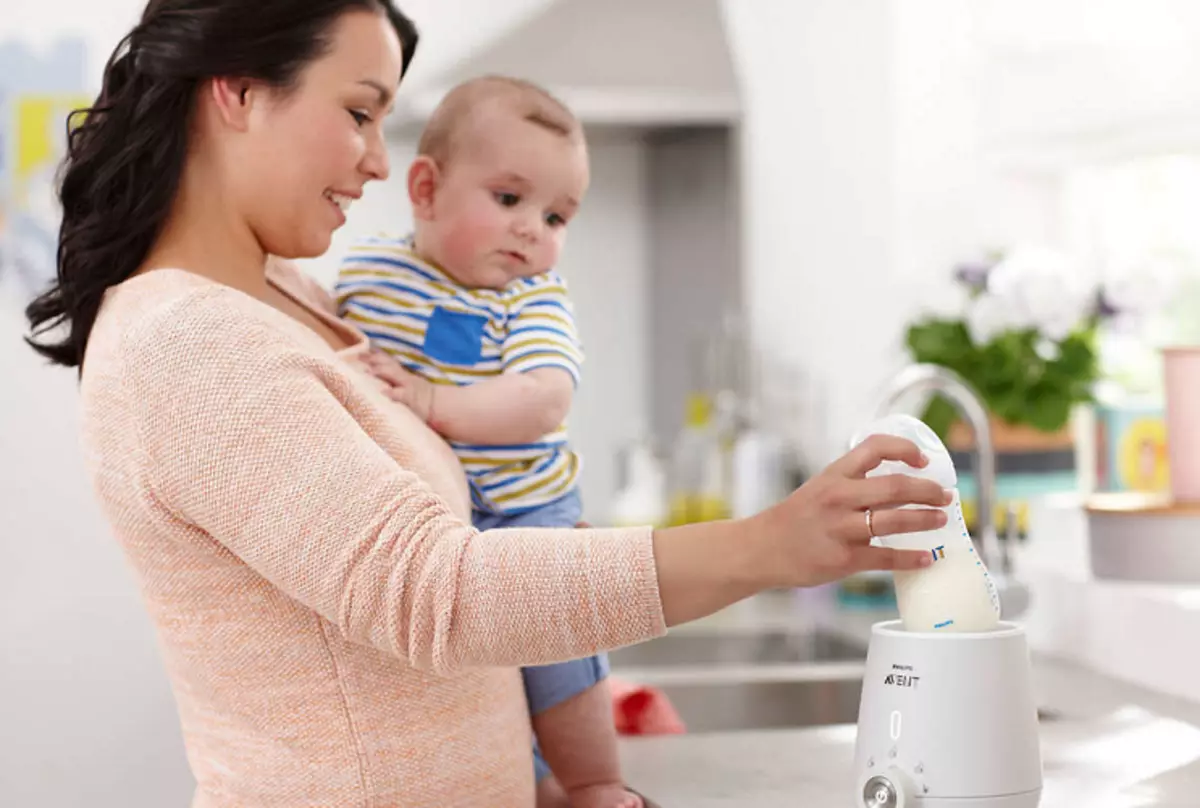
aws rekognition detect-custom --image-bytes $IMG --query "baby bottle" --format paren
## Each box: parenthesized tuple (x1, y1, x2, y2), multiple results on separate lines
(852, 413, 1001, 633)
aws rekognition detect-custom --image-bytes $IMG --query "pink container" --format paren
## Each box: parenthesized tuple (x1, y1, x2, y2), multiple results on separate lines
(1163, 347, 1200, 502)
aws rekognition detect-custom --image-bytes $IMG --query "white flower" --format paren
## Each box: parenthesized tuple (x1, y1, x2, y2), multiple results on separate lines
(1102, 250, 1188, 318)
(1039, 307, 1088, 342)
(1035, 337, 1061, 362)
(986, 245, 1094, 340)
(965, 293, 1017, 345)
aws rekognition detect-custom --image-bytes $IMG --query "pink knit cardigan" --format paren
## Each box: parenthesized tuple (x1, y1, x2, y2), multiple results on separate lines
(78, 262, 665, 806)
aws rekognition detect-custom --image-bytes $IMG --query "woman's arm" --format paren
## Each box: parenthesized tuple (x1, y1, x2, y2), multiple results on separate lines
(651, 437, 948, 626)
(121, 290, 946, 673)
(121, 290, 662, 673)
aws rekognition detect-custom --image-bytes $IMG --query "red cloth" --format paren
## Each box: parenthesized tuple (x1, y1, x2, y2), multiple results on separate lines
(609, 676, 686, 736)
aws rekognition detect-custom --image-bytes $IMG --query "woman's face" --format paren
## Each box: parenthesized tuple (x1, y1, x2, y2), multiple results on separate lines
(234, 9, 406, 260)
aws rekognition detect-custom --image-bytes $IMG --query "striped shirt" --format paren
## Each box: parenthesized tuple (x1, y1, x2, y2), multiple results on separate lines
(336, 234, 583, 515)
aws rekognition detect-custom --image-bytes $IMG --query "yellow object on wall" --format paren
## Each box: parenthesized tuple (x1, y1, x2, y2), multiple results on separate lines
(1096, 405, 1170, 494)
(1116, 417, 1170, 492)
(12, 94, 89, 207)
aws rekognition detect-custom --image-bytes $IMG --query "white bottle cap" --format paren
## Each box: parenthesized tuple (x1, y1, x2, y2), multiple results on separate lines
(851, 413, 957, 489)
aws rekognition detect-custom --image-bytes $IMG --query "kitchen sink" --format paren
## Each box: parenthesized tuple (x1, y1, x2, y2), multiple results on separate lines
(652, 676, 865, 733)
(640, 676, 1065, 734)
(608, 630, 866, 669)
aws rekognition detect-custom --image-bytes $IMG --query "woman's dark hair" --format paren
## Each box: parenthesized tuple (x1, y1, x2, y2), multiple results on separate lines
(24, 0, 418, 370)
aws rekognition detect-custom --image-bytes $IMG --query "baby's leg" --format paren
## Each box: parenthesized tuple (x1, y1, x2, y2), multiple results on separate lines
(524, 658, 640, 808)
(535, 769, 571, 808)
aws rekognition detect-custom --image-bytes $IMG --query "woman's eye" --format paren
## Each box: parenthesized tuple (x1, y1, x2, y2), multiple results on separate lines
(349, 109, 372, 126)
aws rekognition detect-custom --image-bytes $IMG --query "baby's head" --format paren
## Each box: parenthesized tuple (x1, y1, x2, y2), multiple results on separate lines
(408, 75, 588, 289)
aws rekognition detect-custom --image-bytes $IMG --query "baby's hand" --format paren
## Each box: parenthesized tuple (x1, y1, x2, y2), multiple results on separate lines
(363, 351, 435, 423)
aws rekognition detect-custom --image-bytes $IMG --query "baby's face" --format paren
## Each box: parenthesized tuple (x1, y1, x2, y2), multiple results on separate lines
(423, 109, 589, 289)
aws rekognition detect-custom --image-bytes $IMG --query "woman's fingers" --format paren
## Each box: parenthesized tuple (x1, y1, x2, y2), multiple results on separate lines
(838, 504, 947, 541)
(837, 473, 952, 511)
(754, 433, 955, 589)
(835, 434, 928, 479)
(847, 545, 933, 573)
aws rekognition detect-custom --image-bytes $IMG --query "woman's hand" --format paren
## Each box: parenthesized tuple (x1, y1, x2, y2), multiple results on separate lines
(651, 434, 952, 627)
(362, 350, 435, 422)
(749, 433, 950, 588)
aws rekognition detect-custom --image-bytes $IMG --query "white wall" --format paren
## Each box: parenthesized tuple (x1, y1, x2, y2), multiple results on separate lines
(0, 282, 195, 804)
(974, 0, 1200, 160)
(721, 0, 904, 465)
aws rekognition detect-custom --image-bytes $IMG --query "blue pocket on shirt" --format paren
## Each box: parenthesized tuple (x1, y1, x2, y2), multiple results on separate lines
(424, 306, 488, 366)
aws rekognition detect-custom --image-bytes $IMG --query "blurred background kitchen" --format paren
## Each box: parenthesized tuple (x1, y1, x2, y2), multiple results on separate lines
(8, 0, 1200, 804)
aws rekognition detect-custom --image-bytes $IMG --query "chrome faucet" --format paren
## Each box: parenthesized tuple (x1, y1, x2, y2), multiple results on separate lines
(871, 363, 1008, 576)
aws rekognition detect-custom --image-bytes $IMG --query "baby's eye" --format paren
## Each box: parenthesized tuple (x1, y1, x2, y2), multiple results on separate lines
(546, 213, 566, 227)
(494, 192, 520, 207)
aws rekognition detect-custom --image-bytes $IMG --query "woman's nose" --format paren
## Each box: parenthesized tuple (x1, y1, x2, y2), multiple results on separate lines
(361, 129, 390, 181)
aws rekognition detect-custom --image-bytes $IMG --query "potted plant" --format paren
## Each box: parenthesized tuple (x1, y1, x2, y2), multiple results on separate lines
(905, 246, 1105, 450)
(901, 245, 1167, 530)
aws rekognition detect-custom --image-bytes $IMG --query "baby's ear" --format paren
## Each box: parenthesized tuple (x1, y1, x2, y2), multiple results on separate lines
(407, 156, 441, 219)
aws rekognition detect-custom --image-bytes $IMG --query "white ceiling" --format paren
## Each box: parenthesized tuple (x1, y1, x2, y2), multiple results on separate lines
(392, 0, 739, 128)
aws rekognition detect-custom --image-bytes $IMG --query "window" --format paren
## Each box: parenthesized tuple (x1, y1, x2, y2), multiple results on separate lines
(1061, 153, 1200, 397)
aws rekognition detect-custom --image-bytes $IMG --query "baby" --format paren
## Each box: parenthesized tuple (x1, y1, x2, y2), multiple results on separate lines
(335, 76, 642, 808)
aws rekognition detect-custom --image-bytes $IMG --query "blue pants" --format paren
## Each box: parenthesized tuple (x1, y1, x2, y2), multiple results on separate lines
(472, 489, 610, 783)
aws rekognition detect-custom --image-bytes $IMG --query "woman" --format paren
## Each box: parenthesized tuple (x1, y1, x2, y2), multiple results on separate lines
(24, 1, 949, 805)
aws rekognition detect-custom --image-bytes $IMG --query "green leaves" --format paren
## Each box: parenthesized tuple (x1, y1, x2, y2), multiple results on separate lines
(905, 316, 1100, 438)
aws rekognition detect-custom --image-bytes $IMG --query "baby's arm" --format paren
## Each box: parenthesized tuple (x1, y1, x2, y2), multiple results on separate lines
(372, 273, 582, 446)
(377, 360, 572, 445)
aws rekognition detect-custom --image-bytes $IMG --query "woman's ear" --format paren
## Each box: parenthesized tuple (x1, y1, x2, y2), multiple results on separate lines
(408, 156, 441, 220)
(207, 77, 256, 131)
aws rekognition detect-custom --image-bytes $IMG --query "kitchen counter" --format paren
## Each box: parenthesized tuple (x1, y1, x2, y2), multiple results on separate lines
(615, 591, 1200, 806)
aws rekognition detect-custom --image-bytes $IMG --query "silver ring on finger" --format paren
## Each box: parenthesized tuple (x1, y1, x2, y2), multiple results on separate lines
(865, 508, 875, 538)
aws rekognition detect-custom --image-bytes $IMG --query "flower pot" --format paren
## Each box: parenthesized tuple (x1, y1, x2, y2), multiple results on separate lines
(1163, 346, 1200, 502)
(948, 416, 1075, 454)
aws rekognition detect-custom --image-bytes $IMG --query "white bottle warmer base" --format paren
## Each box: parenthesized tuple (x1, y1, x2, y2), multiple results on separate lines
(853, 621, 1043, 807)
